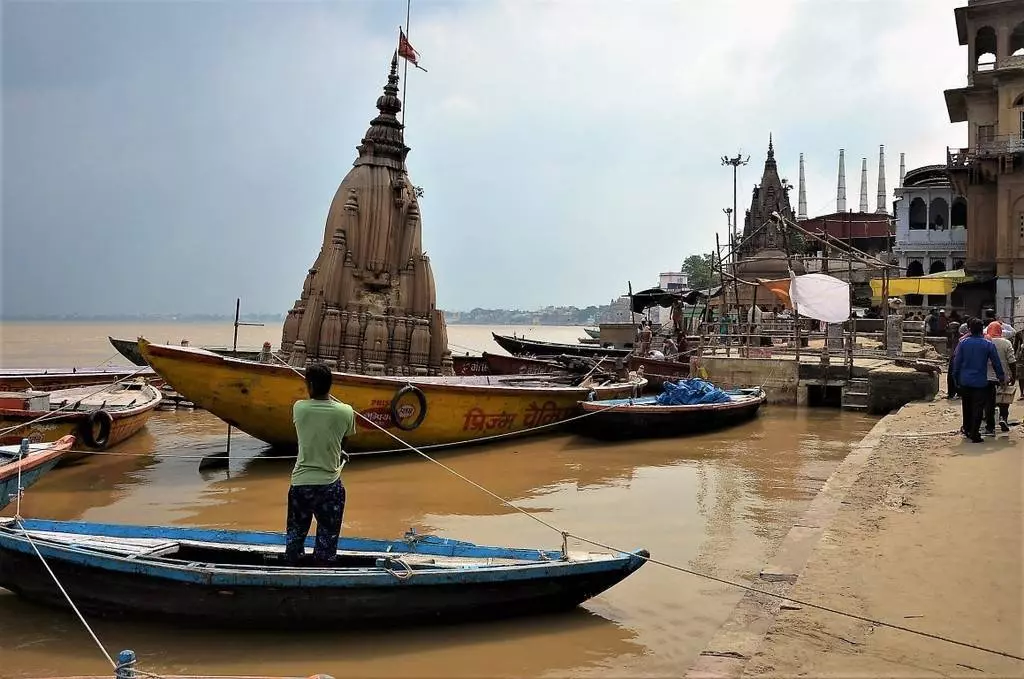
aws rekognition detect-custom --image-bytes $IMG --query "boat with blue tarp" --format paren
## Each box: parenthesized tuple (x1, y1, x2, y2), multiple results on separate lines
(573, 379, 767, 440)
(0, 518, 648, 629)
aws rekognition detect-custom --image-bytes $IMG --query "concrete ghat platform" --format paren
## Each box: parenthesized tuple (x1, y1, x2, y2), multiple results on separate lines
(684, 417, 890, 678)
(691, 355, 937, 413)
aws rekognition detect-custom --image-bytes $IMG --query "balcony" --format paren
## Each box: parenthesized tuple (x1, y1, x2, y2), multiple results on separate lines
(968, 54, 1024, 85)
(947, 134, 1024, 168)
(898, 227, 968, 246)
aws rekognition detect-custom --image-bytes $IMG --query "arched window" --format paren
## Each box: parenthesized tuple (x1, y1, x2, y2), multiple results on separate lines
(909, 197, 927, 230)
(1010, 21, 1024, 56)
(929, 260, 947, 274)
(929, 197, 949, 230)
(975, 26, 997, 70)
(951, 197, 968, 229)
(907, 260, 924, 277)
(1014, 92, 1024, 108)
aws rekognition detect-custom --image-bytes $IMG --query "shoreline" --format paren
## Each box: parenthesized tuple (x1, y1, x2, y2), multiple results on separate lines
(688, 395, 1023, 677)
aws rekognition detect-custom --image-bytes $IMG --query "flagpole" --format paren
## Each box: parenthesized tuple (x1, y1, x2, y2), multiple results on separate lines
(401, 0, 411, 127)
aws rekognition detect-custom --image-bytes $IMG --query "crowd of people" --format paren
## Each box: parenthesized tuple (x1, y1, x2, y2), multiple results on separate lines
(947, 312, 1019, 443)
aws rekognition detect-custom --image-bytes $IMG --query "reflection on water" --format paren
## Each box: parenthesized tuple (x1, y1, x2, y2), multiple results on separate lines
(0, 323, 878, 677)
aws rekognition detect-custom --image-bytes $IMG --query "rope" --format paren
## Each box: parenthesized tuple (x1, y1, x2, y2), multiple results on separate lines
(263, 357, 1024, 663)
(12, 519, 116, 669)
(0, 364, 152, 438)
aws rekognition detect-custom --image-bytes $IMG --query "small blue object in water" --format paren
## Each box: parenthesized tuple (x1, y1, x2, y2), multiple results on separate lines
(656, 379, 731, 406)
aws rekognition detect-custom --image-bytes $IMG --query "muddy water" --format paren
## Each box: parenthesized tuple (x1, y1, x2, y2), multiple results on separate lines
(0, 323, 877, 678)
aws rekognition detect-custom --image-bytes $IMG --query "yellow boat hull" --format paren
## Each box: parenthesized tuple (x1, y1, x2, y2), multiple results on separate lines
(139, 341, 643, 454)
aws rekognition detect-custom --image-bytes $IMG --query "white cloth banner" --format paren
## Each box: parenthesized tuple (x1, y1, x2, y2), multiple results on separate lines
(789, 273, 850, 323)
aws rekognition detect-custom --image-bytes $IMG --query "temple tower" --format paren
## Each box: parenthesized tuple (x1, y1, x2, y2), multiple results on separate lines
(837, 149, 847, 212)
(797, 153, 808, 220)
(876, 145, 887, 213)
(280, 54, 450, 375)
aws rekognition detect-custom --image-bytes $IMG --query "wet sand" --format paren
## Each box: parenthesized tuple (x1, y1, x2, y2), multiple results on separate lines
(0, 322, 879, 678)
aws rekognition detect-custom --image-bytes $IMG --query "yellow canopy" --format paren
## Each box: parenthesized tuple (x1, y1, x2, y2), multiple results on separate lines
(869, 269, 972, 297)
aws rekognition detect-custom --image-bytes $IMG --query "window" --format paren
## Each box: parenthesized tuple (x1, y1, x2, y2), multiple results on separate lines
(978, 124, 996, 144)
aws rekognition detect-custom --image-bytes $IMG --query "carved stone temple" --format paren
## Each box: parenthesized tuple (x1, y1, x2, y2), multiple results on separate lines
(280, 55, 451, 376)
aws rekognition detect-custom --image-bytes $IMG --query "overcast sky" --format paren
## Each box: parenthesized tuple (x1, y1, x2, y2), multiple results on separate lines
(2, 0, 968, 317)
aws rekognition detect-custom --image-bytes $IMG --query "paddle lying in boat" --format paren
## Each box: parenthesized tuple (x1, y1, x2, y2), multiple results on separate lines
(573, 382, 767, 440)
(0, 518, 648, 629)
(0, 436, 75, 511)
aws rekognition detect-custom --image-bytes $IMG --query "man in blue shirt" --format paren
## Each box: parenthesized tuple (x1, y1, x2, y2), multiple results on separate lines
(952, 317, 1006, 443)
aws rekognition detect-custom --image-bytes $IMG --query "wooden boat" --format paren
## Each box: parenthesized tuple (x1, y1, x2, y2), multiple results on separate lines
(483, 352, 565, 376)
(573, 387, 767, 440)
(0, 436, 75, 510)
(109, 336, 263, 367)
(0, 367, 160, 392)
(583, 327, 601, 339)
(0, 381, 162, 455)
(0, 518, 649, 629)
(491, 333, 632, 359)
(139, 340, 644, 453)
(451, 354, 492, 376)
(628, 354, 691, 390)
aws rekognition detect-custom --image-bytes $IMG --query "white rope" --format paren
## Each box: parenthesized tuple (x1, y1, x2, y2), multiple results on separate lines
(12, 519, 116, 669)
(0, 364, 152, 438)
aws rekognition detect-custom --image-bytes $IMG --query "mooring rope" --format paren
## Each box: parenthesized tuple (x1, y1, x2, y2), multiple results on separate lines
(0, 364, 153, 438)
(259, 357, 1024, 663)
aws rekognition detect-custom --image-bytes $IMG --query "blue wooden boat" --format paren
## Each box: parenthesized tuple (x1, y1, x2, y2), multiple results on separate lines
(574, 387, 767, 440)
(0, 436, 75, 511)
(0, 518, 648, 629)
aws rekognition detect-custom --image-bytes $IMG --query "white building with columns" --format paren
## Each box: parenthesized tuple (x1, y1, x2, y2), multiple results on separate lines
(892, 164, 968, 307)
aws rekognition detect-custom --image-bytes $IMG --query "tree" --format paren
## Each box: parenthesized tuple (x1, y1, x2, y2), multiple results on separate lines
(682, 253, 717, 290)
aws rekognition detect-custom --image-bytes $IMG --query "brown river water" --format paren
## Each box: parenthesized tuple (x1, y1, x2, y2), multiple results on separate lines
(0, 322, 877, 678)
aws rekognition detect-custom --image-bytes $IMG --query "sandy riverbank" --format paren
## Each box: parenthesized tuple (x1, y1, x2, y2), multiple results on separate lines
(743, 396, 1023, 677)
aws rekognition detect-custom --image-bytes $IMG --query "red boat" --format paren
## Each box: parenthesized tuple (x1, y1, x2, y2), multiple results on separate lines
(628, 355, 691, 390)
(483, 352, 565, 376)
(451, 355, 491, 376)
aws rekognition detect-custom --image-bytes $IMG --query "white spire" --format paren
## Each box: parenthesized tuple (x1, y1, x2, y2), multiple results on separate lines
(899, 152, 906, 187)
(837, 149, 846, 212)
(876, 145, 887, 214)
(798, 153, 807, 220)
(859, 157, 869, 212)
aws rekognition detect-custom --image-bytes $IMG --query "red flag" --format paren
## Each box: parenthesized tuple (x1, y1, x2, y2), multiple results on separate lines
(398, 28, 427, 72)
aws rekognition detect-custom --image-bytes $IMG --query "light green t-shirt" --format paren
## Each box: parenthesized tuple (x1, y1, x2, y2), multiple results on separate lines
(291, 399, 356, 486)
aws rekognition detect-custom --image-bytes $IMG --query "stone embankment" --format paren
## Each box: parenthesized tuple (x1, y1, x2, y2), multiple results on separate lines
(689, 393, 1023, 678)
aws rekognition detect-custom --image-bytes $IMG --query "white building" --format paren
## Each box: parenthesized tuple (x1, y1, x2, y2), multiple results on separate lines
(892, 164, 967, 307)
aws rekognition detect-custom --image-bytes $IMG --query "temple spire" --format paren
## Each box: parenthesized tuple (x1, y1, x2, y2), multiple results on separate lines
(875, 145, 887, 214)
(899, 152, 906, 187)
(798, 153, 807, 220)
(837, 149, 847, 212)
(859, 157, 869, 212)
(355, 53, 409, 170)
(768, 133, 774, 159)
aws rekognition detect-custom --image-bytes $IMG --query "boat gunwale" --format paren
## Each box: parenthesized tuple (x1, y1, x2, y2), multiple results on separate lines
(0, 383, 163, 420)
(0, 437, 73, 481)
(142, 341, 645, 396)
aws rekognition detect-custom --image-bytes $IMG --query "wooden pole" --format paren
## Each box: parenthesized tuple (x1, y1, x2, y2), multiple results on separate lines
(715, 233, 730, 357)
(400, 0, 412, 127)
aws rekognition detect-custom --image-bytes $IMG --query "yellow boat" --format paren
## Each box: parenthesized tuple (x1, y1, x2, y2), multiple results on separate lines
(139, 340, 645, 454)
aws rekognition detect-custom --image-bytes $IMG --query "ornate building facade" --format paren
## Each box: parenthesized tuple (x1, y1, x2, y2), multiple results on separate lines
(944, 0, 1024, 319)
(280, 55, 451, 375)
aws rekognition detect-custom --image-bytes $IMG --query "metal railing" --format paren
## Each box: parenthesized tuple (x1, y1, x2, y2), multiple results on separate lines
(948, 134, 1024, 167)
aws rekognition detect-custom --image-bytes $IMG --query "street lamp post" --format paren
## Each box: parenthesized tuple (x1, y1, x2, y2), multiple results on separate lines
(721, 153, 750, 245)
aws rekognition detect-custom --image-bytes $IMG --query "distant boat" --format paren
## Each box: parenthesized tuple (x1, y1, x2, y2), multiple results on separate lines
(0, 367, 160, 392)
(583, 327, 601, 339)
(0, 436, 75, 511)
(0, 518, 649, 629)
(0, 381, 162, 455)
(491, 333, 632, 359)
(109, 336, 263, 367)
(573, 387, 767, 440)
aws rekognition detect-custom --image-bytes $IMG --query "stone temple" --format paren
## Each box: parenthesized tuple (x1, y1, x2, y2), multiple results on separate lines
(280, 54, 451, 376)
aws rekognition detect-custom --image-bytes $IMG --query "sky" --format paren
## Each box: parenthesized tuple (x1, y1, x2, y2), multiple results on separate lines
(1, 0, 969, 317)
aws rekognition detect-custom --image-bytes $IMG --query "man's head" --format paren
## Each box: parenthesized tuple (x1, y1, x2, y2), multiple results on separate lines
(939, 310, 946, 316)
(305, 363, 333, 399)
(985, 321, 1003, 339)
(968, 317, 985, 336)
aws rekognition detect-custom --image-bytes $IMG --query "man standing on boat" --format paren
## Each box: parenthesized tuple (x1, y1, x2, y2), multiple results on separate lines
(285, 363, 356, 565)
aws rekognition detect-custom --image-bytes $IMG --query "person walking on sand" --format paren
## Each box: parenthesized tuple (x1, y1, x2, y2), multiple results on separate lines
(985, 322, 1017, 432)
(953, 318, 1006, 443)
(285, 363, 356, 566)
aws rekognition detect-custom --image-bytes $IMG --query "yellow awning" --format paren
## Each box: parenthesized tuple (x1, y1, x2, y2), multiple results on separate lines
(870, 277, 958, 296)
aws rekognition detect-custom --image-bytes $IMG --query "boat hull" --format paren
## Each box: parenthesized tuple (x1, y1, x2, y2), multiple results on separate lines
(0, 385, 161, 456)
(0, 368, 159, 392)
(109, 337, 263, 367)
(140, 341, 643, 453)
(0, 519, 648, 629)
(573, 389, 767, 440)
(492, 333, 631, 359)
(483, 352, 565, 376)
(0, 437, 74, 510)
(451, 355, 492, 376)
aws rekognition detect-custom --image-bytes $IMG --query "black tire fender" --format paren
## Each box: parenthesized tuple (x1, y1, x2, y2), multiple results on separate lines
(81, 409, 113, 449)
(390, 385, 427, 431)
